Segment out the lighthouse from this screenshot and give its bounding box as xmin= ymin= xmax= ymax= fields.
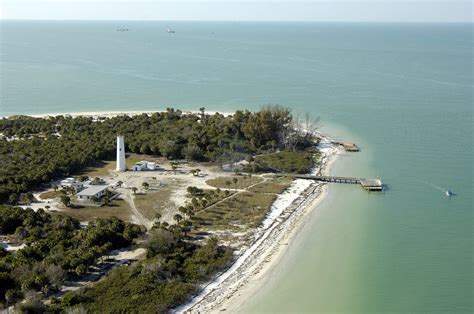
xmin=116 ymin=135 xmax=126 ymax=171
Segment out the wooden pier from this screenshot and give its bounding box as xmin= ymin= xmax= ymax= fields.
xmin=279 ymin=174 xmax=383 ymax=191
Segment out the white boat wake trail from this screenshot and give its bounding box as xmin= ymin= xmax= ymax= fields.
xmin=417 ymin=180 xmax=447 ymax=193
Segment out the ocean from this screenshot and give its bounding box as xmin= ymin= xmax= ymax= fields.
xmin=1 ymin=21 xmax=472 ymax=312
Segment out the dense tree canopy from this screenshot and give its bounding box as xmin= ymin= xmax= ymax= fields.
xmin=0 ymin=205 xmax=143 ymax=307
xmin=61 ymin=231 xmax=232 ymax=313
xmin=0 ymin=107 xmax=314 ymax=202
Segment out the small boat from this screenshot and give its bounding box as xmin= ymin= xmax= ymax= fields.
xmin=167 ymin=28 xmax=176 ymax=34
xmin=445 ymin=190 xmax=453 ymax=197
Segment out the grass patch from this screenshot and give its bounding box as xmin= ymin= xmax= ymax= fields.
xmin=52 ymin=199 xmax=133 ymax=222
xmin=39 ymin=190 xmax=63 ymax=200
xmin=134 ymin=187 xmax=174 ymax=220
xmin=126 ymin=155 xmax=143 ymax=168
xmin=125 ymin=153 xmax=162 ymax=168
xmin=192 ymin=192 xmax=277 ymax=230
xmin=206 ymin=176 xmax=263 ymax=189
xmin=251 ymin=151 xmax=315 ymax=174
xmin=76 ymin=160 xmax=116 ymax=177
xmin=248 ymin=177 xmax=293 ymax=194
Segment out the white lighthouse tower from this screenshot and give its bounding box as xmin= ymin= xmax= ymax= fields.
xmin=116 ymin=135 xmax=126 ymax=171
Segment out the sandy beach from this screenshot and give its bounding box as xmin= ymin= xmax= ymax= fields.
xmin=176 ymin=138 xmax=342 ymax=314
xmin=6 ymin=109 xmax=342 ymax=313
xmin=2 ymin=110 xmax=234 ymax=119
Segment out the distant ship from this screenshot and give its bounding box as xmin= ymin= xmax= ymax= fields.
xmin=167 ymin=28 xmax=176 ymax=34
xmin=445 ymin=190 xmax=453 ymax=197
xmin=116 ymin=28 xmax=129 ymax=32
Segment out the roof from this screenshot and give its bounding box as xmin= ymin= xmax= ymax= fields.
xmin=77 ymin=185 xmax=109 ymax=196
xmin=61 ymin=177 xmax=76 ymax=183
xmin=360 ymin=179 xmax=382 ymax=187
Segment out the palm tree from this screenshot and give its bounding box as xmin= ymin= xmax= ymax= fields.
xmin=79 ymin=175 xmax=89 ymax=182
xmin=207 ymin=190 xmax=214 ymax=199
xmin=187 ymin=208 xmax=195 ymax=218
xmin=178 ymin=206 xmax=187 ymax=217
xmin=173 ymin=214 xmax=183 ymax=224
xmin=183 ymin=220 xmax=192 ymax=237
xmin=233 ymin=177 xmax=238 ymax=189
xmin=225 ymin=180 xmax=231 ymax=189
xmin=131 ymin=187 xmax=138 ymax=195
xmin=142 ymin=182 xmax=149 ymax=191
xmin=60 ymin=195 xmax=71 ymax=207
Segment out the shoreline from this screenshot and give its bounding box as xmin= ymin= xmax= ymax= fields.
xmin=1 ymin=110 xmax=235 ymax=119
xmin=4 ymin=109 xmax=343 ymax=312
xmin=177 ymin=138 xmax=342 ymax=313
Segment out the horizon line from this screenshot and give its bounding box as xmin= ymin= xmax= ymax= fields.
xmin=1 ymin=18 xmax=472 ymax=24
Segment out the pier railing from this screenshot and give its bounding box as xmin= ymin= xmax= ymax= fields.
xmin=274 ymin=174 xmax=383 ymax=191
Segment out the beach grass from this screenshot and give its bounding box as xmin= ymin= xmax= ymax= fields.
xmin=248 ymin=177 xmax=293 ymax=194
xmin=206 ymin=176 xmax=263 ymax=189
xmin=192 ymin=191 xmax=277 ymax=230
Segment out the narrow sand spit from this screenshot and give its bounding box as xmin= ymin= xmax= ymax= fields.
xmin=9 ymin=110 xmax=343 ymax=312
xmin=8 ymin=110 xmax=234 ymax=119
xmin=176 ymin=138 xmax=342 ymax=314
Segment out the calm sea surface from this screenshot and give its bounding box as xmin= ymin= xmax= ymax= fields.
xmin=1 ymin=22 xmax=472 ymax=313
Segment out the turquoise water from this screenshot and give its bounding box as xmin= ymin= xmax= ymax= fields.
xmin=1 ymin=22 xmax=472 ymax=312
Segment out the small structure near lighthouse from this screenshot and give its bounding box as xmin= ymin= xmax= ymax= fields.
xmin=116 ymin=135 xmax=126 ymax=171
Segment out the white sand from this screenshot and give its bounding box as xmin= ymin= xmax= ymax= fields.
xmin=6 ymin=109 xmax=344 ymax=312
xmin=176 ymin=138 xmax=342 ymax=314
xmin=2 ymin=110 xmax=234 ymax=119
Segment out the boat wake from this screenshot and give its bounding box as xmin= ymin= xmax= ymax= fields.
xmin=417 ymin=180 xmax=455 ymax=197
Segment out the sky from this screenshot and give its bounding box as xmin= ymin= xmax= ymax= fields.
xmin=0 ymin=0 xmax=472 ymax=22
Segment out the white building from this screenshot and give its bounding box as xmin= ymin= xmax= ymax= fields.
xmin=147 ymin=162 xmax=158 ymax=170
xmin=116 ymin=135 xmax=126 ymax=172
xmin=131 ymin=161 xmax=158 ymax=171
xmin=60 ymin=177 xmax=84 ymax=191
xmin=77 ymin=185 xmax=109 ymax=201
xmin=82 ymin=180 xmax=92 ymax=188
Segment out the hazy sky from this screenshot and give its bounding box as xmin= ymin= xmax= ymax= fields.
xmin=0 ymin=0 xmax=472 ymax=22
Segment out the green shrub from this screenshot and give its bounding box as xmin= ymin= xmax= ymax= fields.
xmin=249 ymin=151 xmax=315 ymax=174
xmin=61 ymin=292 xmax=82 ymax=307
